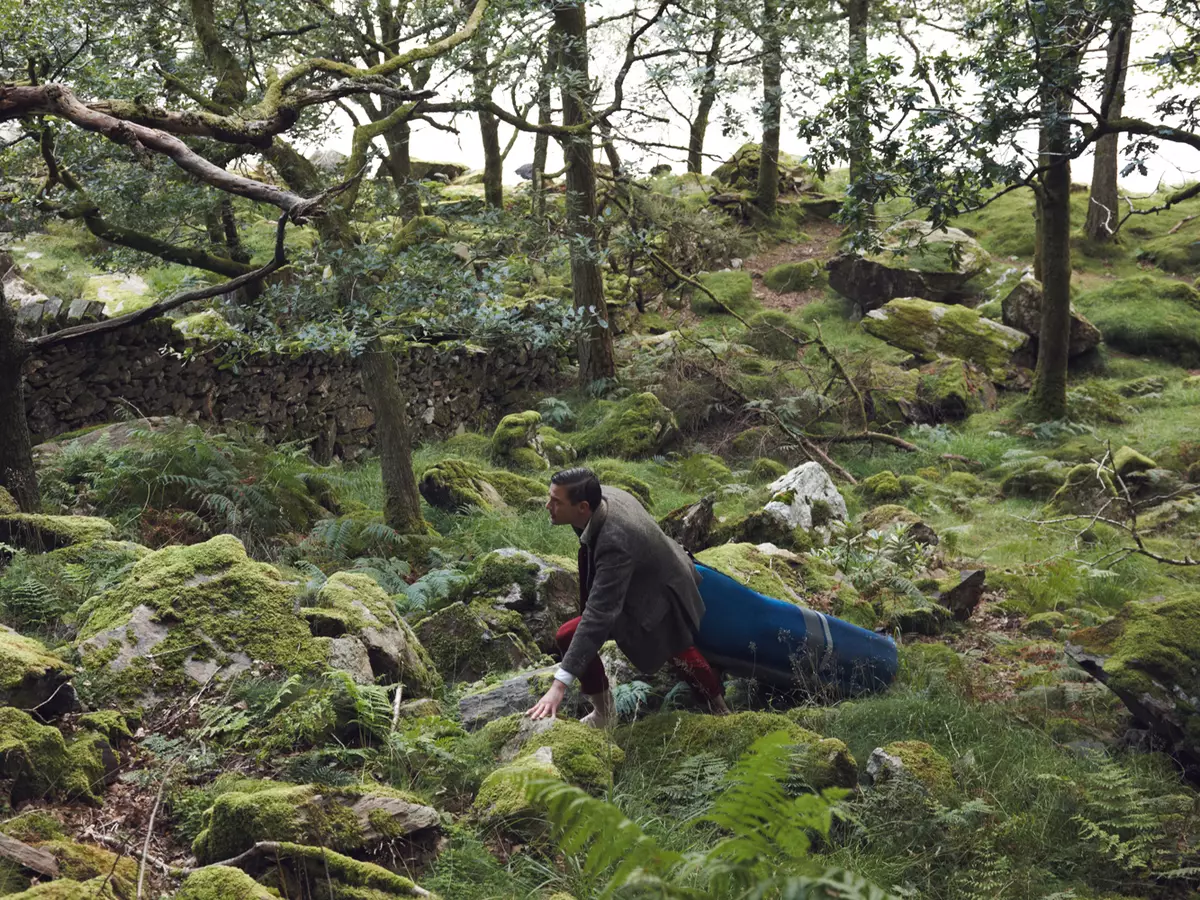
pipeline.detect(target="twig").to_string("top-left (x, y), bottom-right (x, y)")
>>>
top-left (94, 832), bottom-right (133, 898)
top-left (137, 761), bottom-right (176, 899)
top-left (390, 683), bottom-right (404, 733)
top-left (1167, 214), bottom-right (1198, 235)
top-left (83, 829), bottom-right (176, 879)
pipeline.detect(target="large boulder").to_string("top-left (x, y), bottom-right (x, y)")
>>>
top-left (412, 601), bottom-right (540, 682)
top-left (458, 666), bottom-right (577, 730)
top-left (712, 143), bottom-right (820, 195)
top-left (1066, 593), bottom-right (1200, 778)
top-left (576, 392), bottom-right (678, 458)
top-left (828, 221), bottom-right (991, 311)
top-left (73, 536), bottom-right (327, 706)
top-left (0, 626), bottom-right (75, 716)
top-left (191, 780), bottom-right (441, 864)
top-left (462, 549), bottom-right (579, 655)
top-left (418, 458), bottom-right (545, 513)
top-left (1001, 274), bottom-right (1102, 358)
top-left (303, 572), bottom-right (441, 695)
top-left (915, 358), bottom-right (997, 421)
top-left (862, 297), bottom-right (1029, 374)
top-left (0, 515), bottom-right (115, 552)
top-left (691, 270), bottom-right (757, 316)
top-left (762, 462), bottom-right (848, 532)
top-left (0, 708), bottom-right (118, 804)
top-left (658, 497), bottom-right (716, 553)
top-left (477, 714), bottom-right (625, 795)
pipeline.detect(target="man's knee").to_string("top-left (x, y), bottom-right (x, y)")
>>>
top-left (556, 617), bottom-right (581, 648)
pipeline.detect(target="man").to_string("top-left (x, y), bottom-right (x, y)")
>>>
top-left (527, 467), bottom-right (730, 726)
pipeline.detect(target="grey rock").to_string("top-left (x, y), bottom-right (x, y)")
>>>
top-left (763, 462), bottom-right (848, 530)
top-left (1001, 274), bottom-right (1101, 358)
top-left (937, 570), bottom-right (986, 622)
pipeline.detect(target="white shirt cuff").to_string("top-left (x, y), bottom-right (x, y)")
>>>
top-left (553, 667), bottom-right (576, 686)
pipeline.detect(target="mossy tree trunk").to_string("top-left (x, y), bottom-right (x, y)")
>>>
top-left (688, 24), bottom-right (725, 175)
top-left (553, 0), bottom-right (615, 384)
top-left (473, 40), bottom-right (504, 208)
top-left (0, 279), bottom-right (37, 511)
top-left (845, 0), bottom-right (873, 225)
top-left (1084, 2), bottom-right (1132, 243)
top-left (360, 339), bottom-right (426, 534)
top-left (1029, 90), bottom-right (1075, 420)
top-left (756, 0), bottom-right (782, 216)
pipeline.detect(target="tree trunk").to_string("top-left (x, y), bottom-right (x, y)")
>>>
top-left (532, 40), bottom-right (558, 226)
top-left (472, 43), bottom-right (504, 208)
top-left (553, 0), bottom-right (615, 384)
top-left (1084, 3), bottom-right (1132, 242)
top-left (756, 0), bottom-right (782, 216)
top-left (846, 0), bottom-right (872, 224)
top-left (687, 24), bottom-right (725, 175)
top-left (1029, 93), bottom-right (1074, 421)
top-left (220, 197), bottom-right (250, 264)
top-left (359, 340), bottom-right (425, 534)
top-left (0, 278), bottom-right (37, 511)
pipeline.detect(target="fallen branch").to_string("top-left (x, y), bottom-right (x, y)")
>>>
top-left (1167, 214), bottom-right (1198, 235)
top-left (0, 833), bottom-right (59, 878)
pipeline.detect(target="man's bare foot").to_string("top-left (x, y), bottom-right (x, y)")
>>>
top-left (581, 690), bottom-right (616, 728)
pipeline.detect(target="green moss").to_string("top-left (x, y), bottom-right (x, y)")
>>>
top-left (443, 432), bottom-right (492, 458)
top-left (861, 297), bottom-right (1027, 373)
top-left (577, 393), bottom-right (678, 459)
top-left (1, 877), bottom-right (121, 898)
top-left (34, 840), bottom-right (137, 894)
top-left (763, 261), bottom-right (823, 293)
top-left (696, 542), bottom-right (807, 600)
top-left (941, 471), bottom-right (987, 497)
top-left (673, 454), bottom-right (733, 491)
top-left (0, 707), bottom-right (72, 801)
top-left (0, 486), bottom-right (17, 514)
top-left (620, 711), bottom-right (857, 789)
top-left (748, 458), bottom-right (788, 483)
top-left (878, 740), bottom-right (957, 800)
top-left (518, 718), bottom-right (626, 795)
top-left (175, 866), bottom-right (277, 900)
top-left (412, 602), bottom-right (537, 681)
top-left (537, 426), bottom-right (577, 467)
top-left (859, 504), bottom-right (921, 531)
top-left (174, 309), bottom-right (238, 342)
top-left (1049, 464), bottom-right (1116, 515)
top-left (0, 626), bottom-right (73, 707)
top-left (419, 458), bottom-right (546, 512)
top-left (997, 456), bottom-right (1070, 500)
top-left (860, 471), bottom-right (905, 502)
top-left (691, 270), bottom-right (757, 316)
top-left (1024, 611), bottom-right (1067, 637)
top-left (744, 310), bottom-right (810, 359)
top-left (1112, 445), bottom-right (1157, 476)
top-left (0, 810), bottom-right (66, 842)
top-left (391, 215), bottom-right (448, 251)
top-left (0, 514), bottom-right (116, 551)
top-left (473, 752), bottom-right (561, 822)
top-left (260, 842), bottom-right (428, 898)
top-left (489, 412), bottom-right (542, 460)
top-left (74, 535), bottom-right (325, 704)
top-left (1075, 275), bottom-right (1200, 365)
top-left (590, 462), bottom-right (654, 506)
top-left (897, 642), bottom-right (967, 692)
top-left (63, 732), bottom-right (117, 802)
top-left (77, 711), bottom-right (132, 744)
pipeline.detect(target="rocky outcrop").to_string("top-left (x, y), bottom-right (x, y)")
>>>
top-left (461, 549), bottom-right (579, 655)
top-left (828, 221), bottom-right (990, 310)
top-left (1001, 274), bottom-right (1102, 358)
top-left (862, 297), bottom-right (1028, 374)
top-left (762, 462), bottom-right (848, 532)
top-left (0, 626), bottom-right (75, 717)
top-left (658, 497), bottom-right (716, 553)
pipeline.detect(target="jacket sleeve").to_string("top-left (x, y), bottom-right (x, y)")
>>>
top-left (559, 539), bottom-right (634, 680)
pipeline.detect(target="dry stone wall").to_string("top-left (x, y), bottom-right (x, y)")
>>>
top-left (23, 318), bottom-right (562, 460)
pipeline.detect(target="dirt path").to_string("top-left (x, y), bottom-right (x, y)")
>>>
top-left (744, 218), bottom-right (844, 312)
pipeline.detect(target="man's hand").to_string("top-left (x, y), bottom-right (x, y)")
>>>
top-left (526, 679), bottom-right (567, 721)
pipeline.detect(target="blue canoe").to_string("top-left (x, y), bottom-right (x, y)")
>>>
top-left (693, 562), bottom-right (898, 696)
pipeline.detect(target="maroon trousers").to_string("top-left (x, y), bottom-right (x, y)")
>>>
top-left (555, 616), bottom-right (723, 702)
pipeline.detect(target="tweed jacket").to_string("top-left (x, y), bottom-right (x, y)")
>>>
top-left (560, 486), bottom-right (706, 678)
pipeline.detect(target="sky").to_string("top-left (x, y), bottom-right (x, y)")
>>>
top-left (314, 7), bottom-right (1200, 196)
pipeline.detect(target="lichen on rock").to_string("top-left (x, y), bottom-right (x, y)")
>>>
top-left (418, 458), bottom-right (546, 513)
top-left (0, 625), bottom-right (75, 715)
top-left (762, 462), bottom-right (848, 532)
top-left (866, 740), bottom-right (956, 801)
top-left (862, 297), bottom-right (1028, 373)
top-left (576, 393), bottom-right (678, 459)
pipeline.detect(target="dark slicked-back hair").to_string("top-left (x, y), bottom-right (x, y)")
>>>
top-left (551, 467), bottom-right (602, 510)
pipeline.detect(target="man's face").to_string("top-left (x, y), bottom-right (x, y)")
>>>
top-left (546, 483), bottom-right (590, 528)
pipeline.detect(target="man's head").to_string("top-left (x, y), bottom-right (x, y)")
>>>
top-left (547, 467), bottom-right (602, 528)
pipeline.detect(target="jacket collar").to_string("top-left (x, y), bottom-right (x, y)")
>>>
top-left (579, 496), bottom-right (608, 546)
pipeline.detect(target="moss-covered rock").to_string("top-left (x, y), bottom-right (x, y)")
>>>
top-left (866, 740), bottom-right (956, 801)
top-left (306, 572), bottom-right (441, 695)
top-left (577, 393), bottom-right (678, 458)
top-left (418, 458), bottom-right (546, 512)
top-left (696, 542), bottom-right (806, 602)
top-left (1049, 464), bottom-right (1117, 515)
top-left (0, 486), bottom-right (17, 514)
top-left (763, 260), bottom-right (823, 294)
top-left (462, 548), bottom-right (578, 655)
top-left (0, 514), bottom-right (116, 552)
top-left (0, 707), bottom-right (74, 803)
top-left (191, 780), bottom-right (440, 864)
top-left (619, 711), bottom-right (856, 789)
top-left (916, 358), bottom-right (997, 420)
top-left (877, 594), bottom-right (953, 636)
top-left (175, 866), bottom-right (277, 900)
top-left (473, 747), bottom-right (562, 829)
top-left (713, 143), bottom-right (821, 194)
top-left (480, 715), bottom-right (626, 795)
top-left (1066, 593), bottom-right (1200, 772)
top-left (860, 470), bottom-right (906, 503)
top-left (537, 426), bottom-right (577, 467)
top-left (390, 214), bottom-right (448, 251)
top-left (862, 297), bottom-right (1028, 373)
top-left (743, 309), bottom-right (810, 360)
top-left (1074, 275), bottom-right (1200, 366)
top-left (691, 270), bottom-right (757, 316)
top-left (673, 453), bottom-right (733, 491)
top-left (859, 505), bottom-right (921, 531)
top-left (590, 462), bottom-right (654, 506)
top-left (73, 535), bottom-right (325, 706)
top-left (491, 411), bottom-right (547, 470)
top-left (710, 509), bottom-right (804, 551)
top-left (1, 876), bottom-right (122, 898)
top-left (996, 455), bottom-right (1071, 500)
top-left (749, 457), bottom-right (789, 482)
top-left (1113, 445), bottom-right (1157, 476)
top-left (413, 602), bottom-right (540, 682)
top-left (1024, 611), bottom-right (1067, 637)
top-left (1001, 274), bottom-right (1101, 358)
top-left (0, 625), bottom-right (75, 715)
